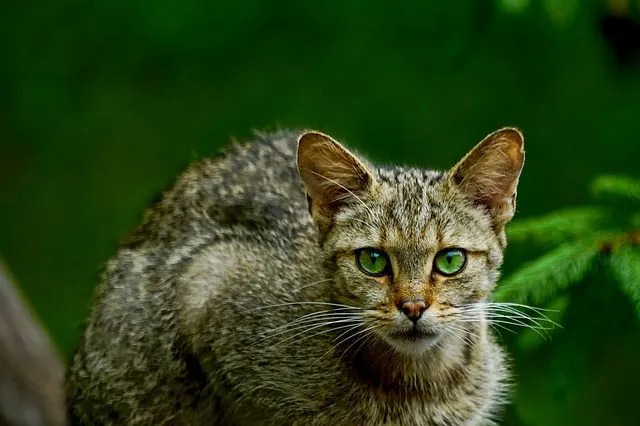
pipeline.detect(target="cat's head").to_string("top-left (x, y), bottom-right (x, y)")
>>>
top-left (297, 129), bottom-right (524, 356)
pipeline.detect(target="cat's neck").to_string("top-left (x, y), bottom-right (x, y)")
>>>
top-left (347, 324), bottom-right (485, 394)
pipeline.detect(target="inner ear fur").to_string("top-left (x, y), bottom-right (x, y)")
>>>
top-left (449, 127), bottom-right (525, 230)
top-left (297, 131), bottom-right (374, 229)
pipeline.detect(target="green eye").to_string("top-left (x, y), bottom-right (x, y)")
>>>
top-left (355, 248), bottom-right (391, 277)
top-left (434, 248), bottom-right (467, 276)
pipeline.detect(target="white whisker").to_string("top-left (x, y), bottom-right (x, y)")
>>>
top-left (251, 302), bottom-right (364, 311)
top-left (337, 325), bottom-right (380, 362)
top-left (269, 321), bottom-right (367, 349)
top-left (265, 313), bottom-right (364, 334)
top-left (264, 318), bottom-right (363, 341)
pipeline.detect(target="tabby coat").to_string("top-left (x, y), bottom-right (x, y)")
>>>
top-left (67, 128), bottom-right (525, 425)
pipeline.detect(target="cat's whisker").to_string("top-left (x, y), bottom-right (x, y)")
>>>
top-left (351, 329), bottom-right (378, 359)
top-left (337, 325), bottom-right (380, 362)
top-left (460, 319), bottom-right (554, 334)
top-left (444, 324), bottom-right (479, 346)
top-left (265, 312), bottom-right (364, 334)
top-left (294, 278), bottom-right (334, 293)
top-left (289, 311), bottom-right (364, 324)
top-left (457, 313), bottom-right (555, 328)
top-left (486, 321), bottom-right (518, 336)
top-left (460, 309), bottom-right (561, 334)
top-left (313, 323), bottom-right (366, 365)
top-left (251, 301), bottom-right (364, 312)
top-left (269, 321), bottom-right (367, 348)
top-left (451, 324), bottom-right (480, 341)
top-left (459, 309), bottom-right (558, 327)
top-left (456, 301), bottom-right (557, 313)
top-left (484, 309), bottom-right (559, 331)
top-left (459, 302), bottom-right (560, 322)
top-left (456, 302), bottom-right (562, 329)
top-left (487, 322), bottom-right (505, 339)
top-left (264, 318), bottom-right (364, 341)
top-left (442, 326), bottom-right (466, 344)
top-left (290, 307), bottom-right (368, 323)
top-left (456, 318), bottom-right (551, 339)
top-left (481, 302), bottom-right (559, 313)
top-left (332, 323), bottom-right (375, 350)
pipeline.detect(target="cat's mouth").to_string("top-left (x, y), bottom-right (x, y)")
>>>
top-left (389, 327), bottom-right (438, 342)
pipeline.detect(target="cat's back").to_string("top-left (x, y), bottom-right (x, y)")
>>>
top-left (68, 130), bottom-right (318, 425)
top-left (124, 129), bottom-right (311, 248)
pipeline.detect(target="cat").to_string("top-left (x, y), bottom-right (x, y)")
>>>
top-left (67, 127), bottom-right (525, 425)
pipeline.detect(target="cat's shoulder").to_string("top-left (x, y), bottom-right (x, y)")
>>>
top-left (207, 129), bottom-right (300, 170)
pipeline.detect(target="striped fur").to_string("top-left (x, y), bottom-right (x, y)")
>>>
top-left (67, 128), bottom-right (524, 425)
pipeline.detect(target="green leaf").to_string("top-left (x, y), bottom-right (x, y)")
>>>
top-left (609, 245), bottom-right (640, 317)
top-left (507, 207), bottom-right (607, 244)
top-left (495, 239), bottom-right (600, 304)
top-left (591, 175), bottom-right (640, 202)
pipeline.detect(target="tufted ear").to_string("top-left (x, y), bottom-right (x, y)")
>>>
top-left (449, 128), bottom-right (525, 240)
top-left (297, 131), bottom-right (375, 231)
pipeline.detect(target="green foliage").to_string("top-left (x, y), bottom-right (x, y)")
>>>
top-left (506, 207), bottom-right (607, 245)
top-left (591, 175), bottom-right (640, 202)
top-left (494, 240), bottom-right (599, 304)
top-left (499, 175), bottom-right (640, 426)
top-left (609, 246), bottom-right (640, 317)
top-left (500, 175), bottom-right (640, 313)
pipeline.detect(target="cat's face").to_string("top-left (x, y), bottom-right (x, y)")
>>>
top-left (298, 129), bottom-right (524, 355)
top-left (325, 172), bottom-right (504, 354)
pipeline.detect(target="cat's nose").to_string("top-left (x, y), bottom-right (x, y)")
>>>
top-left (398, 300), bottom-right (427, 323)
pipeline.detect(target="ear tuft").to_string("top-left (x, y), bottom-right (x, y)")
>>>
top-left (450, 127), bottom-right (525, 232)
top-left (297, 131), bottom-right (374, 230)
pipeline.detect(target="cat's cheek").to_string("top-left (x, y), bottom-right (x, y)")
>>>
top-left (334, 269), bottom-right (389, 307)
top-left (436, 274), bottom-right (492, 305)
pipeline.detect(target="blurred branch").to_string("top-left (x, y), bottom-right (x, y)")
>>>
top-left (499, 174), bottom-right (640, 323)
top-left (0, 263), bottom-right (66, 426)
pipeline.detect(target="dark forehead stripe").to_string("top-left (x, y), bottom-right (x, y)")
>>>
top-left (374, 168), bottom-right (446, 236)
top-left (376, 167), bottom-right (445, 186)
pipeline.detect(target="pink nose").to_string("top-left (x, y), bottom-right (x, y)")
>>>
top-left (398, 300), bottom-right (427, 322)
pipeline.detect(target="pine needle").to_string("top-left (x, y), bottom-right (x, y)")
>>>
top-left (494, 239), bottom-right (600, 305)
top-left (591, 175), bottom-right (640, 202)
top-left (609, 245), bottom-right (640, 318)
top-left (506, 207), bottom-right (606, 244)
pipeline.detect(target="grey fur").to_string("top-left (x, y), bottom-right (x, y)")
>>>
top-left (67, 128), bottom-right (524, 425)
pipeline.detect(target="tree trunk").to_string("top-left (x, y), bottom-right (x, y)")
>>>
top-left (0, 263), bottom-right (66, 426)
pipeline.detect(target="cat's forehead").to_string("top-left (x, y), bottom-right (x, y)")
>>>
top-left (369, 167), bottom-right (493, 251)
top-left (332, 166), bottom-right (494, 252)
top-left (375, 166), bottom-right (449, 221)
top-left (375, 166), bottom-right (444, 187)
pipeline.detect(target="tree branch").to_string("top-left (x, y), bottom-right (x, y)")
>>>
top-left (0, 263), bottom-right (66, 426)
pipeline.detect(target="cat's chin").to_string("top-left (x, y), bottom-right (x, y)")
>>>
top-left (382, 329), bottom-right (443, 357)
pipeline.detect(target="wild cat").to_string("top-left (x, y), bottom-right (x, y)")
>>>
top-left (68, 128), bottom-right (531, 425)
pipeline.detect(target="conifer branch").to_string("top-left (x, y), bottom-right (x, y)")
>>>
top-left (609, 245), bottom-right (640, 317)
top-left (506, 207), bottom-right (607, 244)
top-left (591, 175), bottom-right (640, 203)
top-left (495, 240), bottom-right (599, 304)
top-left (498, 174), bottom-right (640, 319)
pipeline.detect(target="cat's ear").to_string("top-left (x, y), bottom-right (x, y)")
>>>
top-left (297, 131), bottom-right (375, 230)
top-left (449, 127), bottom-right (525, 233)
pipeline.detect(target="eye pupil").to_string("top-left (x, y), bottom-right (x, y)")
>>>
top-left (356, 248), bottom-right (390, 277)
top-left (434, 248), bottom-right (467, 276)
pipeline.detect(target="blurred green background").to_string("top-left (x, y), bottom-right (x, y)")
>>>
top-left (1, 0), bottom-right (639, 425)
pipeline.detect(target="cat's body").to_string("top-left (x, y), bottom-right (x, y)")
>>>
top-left (67, 129), bottom-right (524, 425)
